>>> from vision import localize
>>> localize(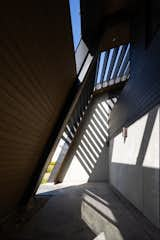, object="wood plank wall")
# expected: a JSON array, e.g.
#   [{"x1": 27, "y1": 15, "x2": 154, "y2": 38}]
[{"x1": 0, "y1": 1, "x2": 76, "y2": 219}]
